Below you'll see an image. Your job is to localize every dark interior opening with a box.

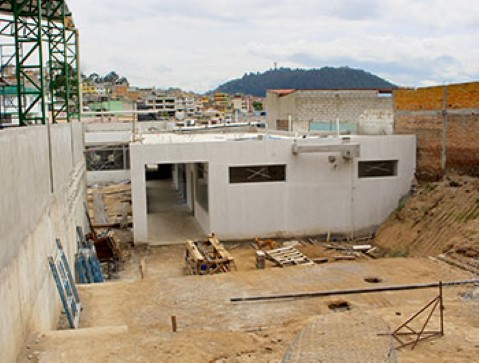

[364,277,383,284]
[145,164,173,180]
[328,301,351,312]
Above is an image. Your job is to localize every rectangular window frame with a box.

[85,145,130,172]
[358,160,398,178]
[229,164,286,184]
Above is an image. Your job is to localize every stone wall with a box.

[394,82,479,180]
[0,124,87,362]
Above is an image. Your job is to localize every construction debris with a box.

[87,182,132,226]
[75,229,105,284]
[352,244,372,251]
[333,255,356,261]
[75,241,105,284]
[254,237,277,250]
[185,234,236,275]
[387,283,445,350]
[264,246,314,267]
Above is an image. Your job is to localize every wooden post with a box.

[171,316,177,332]
[441,86,448,177]
[139,258,146,279]
[439,281,444,336]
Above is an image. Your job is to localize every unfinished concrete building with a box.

[131,132,416,244]
[266,89,394,134]
[1,2,478,361]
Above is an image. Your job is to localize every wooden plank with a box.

[352,244,372,251]
[186,240,204,261]
[93,192,108,224]
[333,255,356,261]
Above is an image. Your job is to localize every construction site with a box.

[1,2,479,363]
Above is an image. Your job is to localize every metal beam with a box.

[12,0,47,125]
[230,279,478,302]
[0,1,79,126]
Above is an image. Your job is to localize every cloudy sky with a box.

[68,0,478,93]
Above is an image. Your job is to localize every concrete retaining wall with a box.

[0,124,87,362]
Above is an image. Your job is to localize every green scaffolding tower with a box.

[0,0,80,126]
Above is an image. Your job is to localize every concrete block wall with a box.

[266,90,393,133]
[0,124,86,363]
[394,82,479,180]
[296,91,392,126]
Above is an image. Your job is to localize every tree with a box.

[252,101,263,111]
[50,61,77,99]
[88,72,100,83]
[103,71,119,84]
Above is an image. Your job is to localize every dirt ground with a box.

[20,246,478,362]
[375,175,478,261]
[19,175,478,362]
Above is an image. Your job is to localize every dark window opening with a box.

[85,145,129,171]
[196,163,208,211]
[229,165,286,184]
[358,160,397,178]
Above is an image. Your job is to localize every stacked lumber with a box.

[87,183,132,227]
[185,234,236,275]
[107,231,130,262]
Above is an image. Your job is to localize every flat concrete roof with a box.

[138,133,291,144]
[137,132,402,145]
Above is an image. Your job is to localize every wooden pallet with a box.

[265,246,314,267]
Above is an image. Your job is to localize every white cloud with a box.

[68,0,479,92]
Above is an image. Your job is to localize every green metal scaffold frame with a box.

[0,0,80,126]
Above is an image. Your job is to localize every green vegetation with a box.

[214,66,397,97]
[252,101,263,111]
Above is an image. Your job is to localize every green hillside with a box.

[214,67,397,97]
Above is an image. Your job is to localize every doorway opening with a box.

[145,163,205,244]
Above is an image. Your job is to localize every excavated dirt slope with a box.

[374,175,478,262]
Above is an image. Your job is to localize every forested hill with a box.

[213,67,397,97]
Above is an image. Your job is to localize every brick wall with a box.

[394,82,479,180]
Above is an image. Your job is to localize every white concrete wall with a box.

[358,109,394,135]
[87,170,130,185]
[131,134,415,243]
[84,121,175,133]
[85,131,131,145]
[0,124,86,362]
[265,91,297,130]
